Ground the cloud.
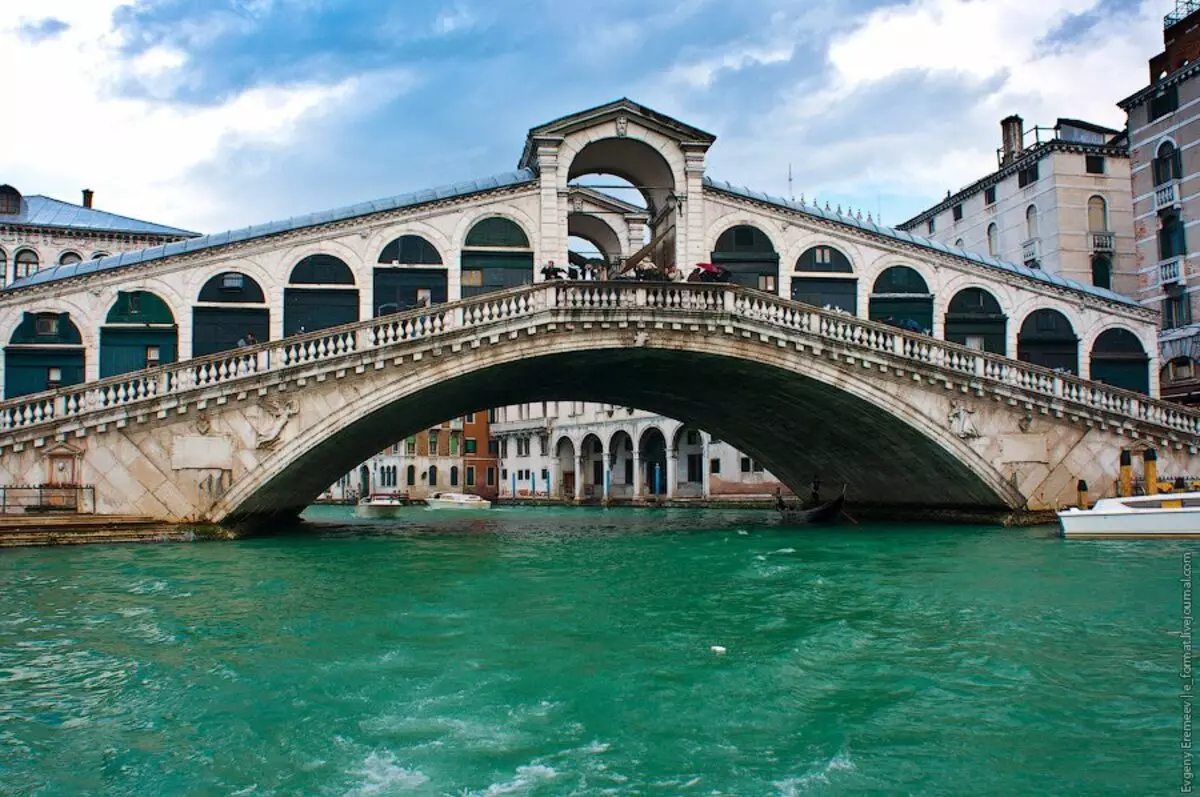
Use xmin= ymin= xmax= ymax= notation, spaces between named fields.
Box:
xmin=15 ymin=17 xmax=69 ymax=42
xmin=433 ymin=3 xmax=476 ymax=35
xmin=0 ymin=0 xmax=417 ymax=232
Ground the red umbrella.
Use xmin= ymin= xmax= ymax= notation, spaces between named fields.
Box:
xmin=693 ymin=262 xmax=719 ymax=273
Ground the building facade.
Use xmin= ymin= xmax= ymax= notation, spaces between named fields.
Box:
xmin=898 ymin=116 xmax=1135 ymax=298
xmin=327 ymin=413 xmax=498 ymax=502
xmin=1120 ymin=0 xmax=1200 ymax=403
xmin=489 ymin=402 xmax=788 ymax=502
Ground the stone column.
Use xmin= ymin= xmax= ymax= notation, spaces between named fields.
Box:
xmin=632 ymin=449 xmax=643 ymax=500
xmin=536 ymin=141 xmax=567 ymax=276
xmin=574 ymin=451 xmax=585 ymax=501
xmin=550 ymin=457 xmax=561 ymax=500
xmin=667 ymin=449 xmax=679 ymax=499
xmin=603 ymin=453 xmax=612 ymax=504
xmin=701 ymin=436 xmax=711 ymax=499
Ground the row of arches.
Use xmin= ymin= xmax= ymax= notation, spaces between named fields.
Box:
xmin=549 ymin=425 xmax=705 ymax=499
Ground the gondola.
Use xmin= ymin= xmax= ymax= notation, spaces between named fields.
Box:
xmin=779 ymin=490 xmax=846 ymax=525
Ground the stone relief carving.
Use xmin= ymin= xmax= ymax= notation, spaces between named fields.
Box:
xmin=948 ymin=401 xmax=980 ymax=439
xmin=1018 ymin=411 xmax=1033 ymax=433
xmin=615 ymin=116 xmax=628 ymax=137
xmin=252 ymin=398 xmax=300 ymax=450
xmin=194 ymin=412 xmax=212 ymax=436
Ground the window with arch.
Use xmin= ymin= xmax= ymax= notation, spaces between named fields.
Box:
xmin=795 ymin=245 xmax=852 ymax=273
xmin=1025 ymin=205 xmax=1038 ymax=241
xmin=428 ymin=465 xmax=438 ymax=486
xmin=465 ymin=217 xmax=530 ymax=248
xmin=58 ymin=251 xmax=82 ymax=266
xmin=986 ymin=223 xmax=998 ymax=257
xmin=14 ymin=249 xmax=39 ymax=280
xmin=1087 ymin=196 xmax=1108 ymax=232
xmin=406 ymin=465 xmax=416 ymax=486
xmin=1160 ymin=211 xmax=1187 ymax=259
xmin=289 ymin=254 xmax=355 ymax=285
xmin=450 ymin=466 xmax=459 ymax=487
xmin=91 ymin=252 xmax=110 ymax=260
xmin=0 ymin=185 xmax=20 ymax=215
xmin=378 ymin=234 xmax=443 ymax=265
xmin=1155 ymin=141 xmax=1183 ymax=185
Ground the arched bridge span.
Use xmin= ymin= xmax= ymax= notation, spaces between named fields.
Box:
xmin=1 ymin=283 xmax=1199 ymax=525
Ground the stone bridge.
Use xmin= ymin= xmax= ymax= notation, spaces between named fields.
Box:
xmin=1 ymin=282 xmax=1198 ymax=526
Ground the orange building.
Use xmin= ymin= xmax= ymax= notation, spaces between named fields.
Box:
xmin=463 ymin=411 xmax=499 ymax=499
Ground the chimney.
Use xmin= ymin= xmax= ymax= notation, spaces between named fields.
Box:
xmin=1000 ymin=115 xmax=1024 ymax=166
xmin=82 ymin=189 xmax=94 ymax=209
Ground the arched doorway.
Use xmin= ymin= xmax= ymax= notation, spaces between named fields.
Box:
xmin=100 ymin=291 xmax=178 ymax=377
xmin=374 ymin=235 xmax=446 ymax=315
xmin=5 ymin=312 xmax=85 ymax=398
xmin=944 ymin=288 xmax=1006 ymax=354
xmin=284 ymin=254 xmax=358 ymax=336
xmin=193 ymin=272 xmax=270 ymax=357
xmin=639 ymin=427 xmax=668 ymax=496
xmin=1090 ymin=328 xmax=1149 ymax=394
xmin=792 ymin=245 xmax=856 ymax=313
xmin=461 ymin=217 xmax=534 ymax=298
xmin=359 ymin=464 xmax=370 ymax=497
xmin=581 ymin=433 xmax=605 ymax=499
xmin=555 ymin=437 xmax=576 ymax=499
xmin=711 ymin=225 xmax=779 ymax=291
xmin=608 ymin=429 xmax=634 ymax=499
xmin=869 ymin=266 xmax=933 ymax=333
xmin=674 ymin=426 xmax=705 ymax=498
xmin=1018 ymin=309 xmax=1078 ymax=373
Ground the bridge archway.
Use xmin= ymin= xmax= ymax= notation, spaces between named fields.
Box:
xmin=374 ymin=234 xmax=446 ymax=316
xmin=284 ymin=254 xmax=358 ymax=337
xmin=100 ymin=291 xmax=178 ymax=377
xmin=4 ymin=312 xmax=85 ymax=398
xmin=567 ymin=214 xmax=622 ymax=269
xmin=944 ymin=288 xmax=1006 ymax=355
xmin=194 ymin=271 xmax=269 ymax=357
xmin=1090 ymin=327 xmax=1149 ymax=394
xmin=870 ymin=266 xmax=933 ymax=333
xmin=792 ymin=245 xmax=856 ymax=313
xmin=461 ymin=217 xmax=534 ymax=298
xmin=711 ymin=224 xmax=780 ymax=291
xmin=1018 ymin=309 xmax=1079 ymax=374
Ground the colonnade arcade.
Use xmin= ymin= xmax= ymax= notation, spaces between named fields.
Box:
xmin=530 ymin=424 xmax=709 ymax=501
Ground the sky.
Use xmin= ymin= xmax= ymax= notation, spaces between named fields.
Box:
xmin=0 ymin=0 xmax=1168 ymax=235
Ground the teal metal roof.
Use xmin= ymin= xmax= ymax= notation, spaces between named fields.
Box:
xmin=2 ymin=195 xmax=198 ymax=237
xmin=702 ymin=177 xmax=1141 ymax=308
xmin=6 ymin=170 xmax=537 ymax=291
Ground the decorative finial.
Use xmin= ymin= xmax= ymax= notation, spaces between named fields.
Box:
xmin=867 ymin=212 xmax=873 ymax=222
xmin=836 ymin=204 xmax=842 ymax=214
xmin=799 ymin=193 xmax=805 ymax=204
xmin=856 ymin=209 xmax=863 ymax=220
xmin=825 ymin=201 xmax=831 ymax=211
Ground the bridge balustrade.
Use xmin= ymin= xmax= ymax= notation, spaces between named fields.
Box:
xmin=1 ymin=282 xmax=1198 ymax=445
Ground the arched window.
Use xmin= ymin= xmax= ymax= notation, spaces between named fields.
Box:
xmin=0 ymin=185 xmax=21 ymax=215
xmin=465 ymin=217 xmax=530 ymax=248
xmin=1025 ymin=205 xmax=1038 ymax=240
xmin=1155 ymin=141 xmax=1182 ymax=185
xmin=987 ymin=223 xmax=998 ymax=257
xmin=289 ymin=254 xmax=355 ymax=285
xmin=450 ymin=466 xmax=459 ymax=487
xmin=1161 ymin=211 xmax=1186 ymax=259
xmin=378 ymin=234 xmax=443 ymax=265
xmin=1092 ymin=255 xmax=1112 ymax=290
xmin=406 ymin=465 xmax=416 ymax=486
xmin=1087 ymin=196 xmax=1108 ymax=232
xmin=428 ymin=465 xmax=438 ymax=486
xmin=198 ymin=271 xmax=266 ymax=303
xmin=58 ymin=251 xmax=82 ymax=266
xmin=91 ymin=252 xmax=110 ymax=260
xmin=795 ymin=246 xmax=852 ymax=273
xmin=14 ymin=249 xmax=39 ymax=280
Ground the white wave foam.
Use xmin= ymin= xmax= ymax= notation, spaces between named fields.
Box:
xmin=773 ymin=548 xmax=797 ymax=554
xmin=477 ymin=764 xmax=558 ymax=796
xmin=346 ymin=751 xmax=429 ymax=795
xmin=774 ymin=752 xmax=855 ymax=795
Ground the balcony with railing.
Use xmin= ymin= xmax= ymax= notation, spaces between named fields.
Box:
xmin=1160 ymin=257 xmax=1184 ymax=286
xmin=1155 ymin=182 xmax=1179 ymax=212
xmin=1090 ymin=231 xmax=1115 ymax=252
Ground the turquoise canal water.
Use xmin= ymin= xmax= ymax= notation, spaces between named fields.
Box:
xmin=0 ymin=506 xmax=1191 ymax=795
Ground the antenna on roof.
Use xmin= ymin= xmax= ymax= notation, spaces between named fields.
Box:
xmin=788 ymin=163 xmax=794 ymax=202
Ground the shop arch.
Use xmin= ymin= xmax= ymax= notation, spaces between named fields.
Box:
xmin=375 ymin=235 xmax=447 ymax=316
xmin=711 ymin=224 xmax=779 ymax=291
xmin=4 ymin=312 xmax=85 ymax=398
xmin=944 ymin=288 xmax=1006 ymax=355
xmin=869 ymin=266 xmax=933 ymax=334
xmin=284 ymin=254 xmax=359 ymax=337
xmin=1090 ymin=327 xmax=1149 ymax=394
xmin=100 ymin=290 xmax=178 ymax=377
xmin=461 ymin=217 xmax=534 ymax=298
xmin=193 ymin=271 xmax=270 ymax=357
xmin=792 ymin=245 xmax=856 ymax=313
xmin=1018 ymin=309 xmax=1078 ymax=374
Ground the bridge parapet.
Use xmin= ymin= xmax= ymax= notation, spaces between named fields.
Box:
xmin=1 ymin=282 xmax=1198 ymax=453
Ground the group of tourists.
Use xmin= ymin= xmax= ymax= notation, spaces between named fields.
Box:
xmin=539 ymin=260 xmax=734 ymax=285
xmin=540 ymin=261 xmax=607 ymax=281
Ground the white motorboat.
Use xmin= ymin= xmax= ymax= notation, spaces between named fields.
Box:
xmin=1058 ymin=491 xmax=1200 ymax=539
xmin=354 ymin=493 xmax=409 ymax=519
xmin=425 ymin=492 xmax=491 ymax=510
